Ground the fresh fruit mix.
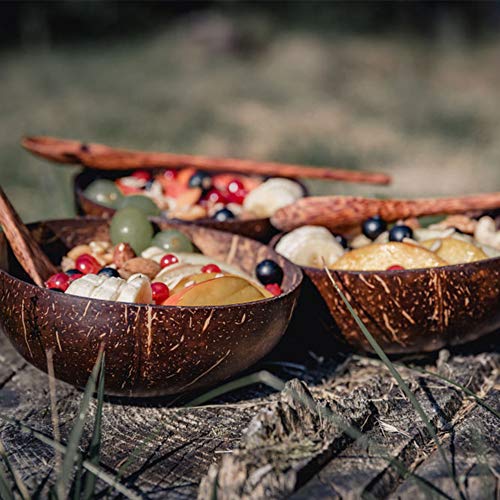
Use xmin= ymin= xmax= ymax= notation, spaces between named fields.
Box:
xmin=84 ymin=168 xmax=304 ymax=221
xmin=44 ymin=206 xmax=284 ymax=305
xmin=275 ymin=214 xmax=500 ymax=271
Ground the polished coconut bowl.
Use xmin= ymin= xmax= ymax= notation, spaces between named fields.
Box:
xmin=272 ymin=234 xmax=500 ymax=354
xmin=0 ymin=218 xmax=302 ymax=396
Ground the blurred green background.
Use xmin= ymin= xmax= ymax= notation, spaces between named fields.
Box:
xmin=1 ymin=1 xmax=499 ymax=222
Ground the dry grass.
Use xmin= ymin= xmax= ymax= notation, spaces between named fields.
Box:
xmin=1 ymin=13 xmax=499 ymax=221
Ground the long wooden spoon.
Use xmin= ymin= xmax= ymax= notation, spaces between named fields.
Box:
xmin=270 ymin=193 xmax=500 ymax=232
xmin=0 ymin=186 xmax=57 ymax=286
xmin=21 ymin=135 xmax=391 ymax=185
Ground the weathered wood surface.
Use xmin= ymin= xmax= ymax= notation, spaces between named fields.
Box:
xmin=0 ymin=329 xmax=498 ymax=499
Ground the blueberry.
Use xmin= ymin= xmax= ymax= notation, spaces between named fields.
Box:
xmin=213 ymin=208 xmax=235 ymax=222
xmin=389 ymin=224 xmax=413 ymax=242
xmin=362 ymin=216 xmax=387 ymax=240
xmin=144 ymin=179 xmax=154 ymax=191
xmin=333 ymin=234 xmax=348 ymax=249
xmin=188 ymin=171 xmax=212 ymax=191
xmin=66 ymin=269 xmax=82 ymax=276
xmin=98 ymin=267 xmax=120 ymax=278
xmin=256 ymin=259 xmax=284 ymax=286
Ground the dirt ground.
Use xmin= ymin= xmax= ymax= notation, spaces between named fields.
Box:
xmin=1 ymin=13 xmax=499 ymax=222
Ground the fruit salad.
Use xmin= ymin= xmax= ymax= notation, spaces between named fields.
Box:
xmin=275 ymin=214 xmax=500 ymax=271
xmin=44 ymin=211 xmax=285 ymax=306
xmin=83 ymin=168 xmax=304 ymax=222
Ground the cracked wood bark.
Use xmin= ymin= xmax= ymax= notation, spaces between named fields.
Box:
xmin=391 ymin=389 xmax=500 ymax=499
xmin=290 ymin=354 xmax=499 ymax=499
xmin=199 ymin=354 xmax=499 ymax=500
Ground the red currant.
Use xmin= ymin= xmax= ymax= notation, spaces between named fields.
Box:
xmin=45 ymin=273 xmax=70 ymax=292
xmin=386 ymin=265 xmax=405 ymax=271
xmin=201 ymin=263 xmax=221 ymax=274
xmin=151 ymin=282 xmax=170 ymax=304
xmin=265 ymin=283 xmax=282 ymax=296
xmin=131 ymin=170 xmax=151 ymax=182
xmin=75 ymin=254 xmax=101 ymax=275
xmin=163 ymin=169 xmax=178 ymax=180
xmin=160 ymin=253 xmax=179 ymax=268
xmin=227 ymin=179 xmax=244 ymax=194
xmin=226 ymin=189 xmax=247 ymax=205
xmin=203 ymin=189 xmax=226 ymax=205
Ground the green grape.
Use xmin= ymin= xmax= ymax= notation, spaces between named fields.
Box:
xmin=84 ymin=179 xmax=122 ymax=208
xmin=110 ymin=207 xmax=154 ymax=254
xmin=118 ymin=195 xmax=160 ymax=216
xmin=152 ymin=230 xmax=194 ymax=253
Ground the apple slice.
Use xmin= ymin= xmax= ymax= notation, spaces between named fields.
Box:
xmin=420 ymin=237 xmax=488 ymax=264
xmin=163 ymin=275 xmax=272 ymax=306
xmin=170 ymin=272 xmax=221 ymax=294
xmin=331 ymin=242 xmax=448 ymax=271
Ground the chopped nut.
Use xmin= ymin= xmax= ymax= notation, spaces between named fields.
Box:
xmin=61 ymin=256 xmax=75 ymax=272
xmin=433 ymin=215 xmax=477 ymax=235
xmin=119 ymin=257 xmax=161 ymax=280
xmin=113 ymin=242 xmax=136 ymax=267
xmin=89 ymin=240 xmax=111 ymax=255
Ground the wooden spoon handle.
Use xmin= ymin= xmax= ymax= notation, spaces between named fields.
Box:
xmin=0 ymin=186 xmax=58 ymax=286
xmin=271 ymin=193 xmax=500 ymax=232
xmin=22 ymin=135 xmax=391 ymax=185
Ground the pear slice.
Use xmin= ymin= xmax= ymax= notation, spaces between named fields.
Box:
xmin=420 ymin=237 xmax=488 ymax=264
xmin=331 ymin=242 xmax=448 ymax=271
xmin=164 ymin=275 xmax=272 ymax=306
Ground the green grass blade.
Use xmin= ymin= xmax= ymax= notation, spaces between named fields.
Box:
xmin=324 ymin=267 xmax=464 ymax=500
xmin=54 ymin=350 xmax=103 ymax=499
xmin=185 ymin=370 xmax=285 ymax=407
xmin=0 ymin=439 xmax=29 ymax=500
xmin=70 ymin=451 xmax=84 ymax=499
xmin=0 ymin=462 xmax=15 ymax=500
xmin=0 ymin=413 xmax=140 ymax=500
xmin=81 ymin=355 xmax=106 ymax=500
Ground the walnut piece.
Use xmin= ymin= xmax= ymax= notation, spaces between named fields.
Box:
xmin=118 ymin=257 xmax=161 ymax=280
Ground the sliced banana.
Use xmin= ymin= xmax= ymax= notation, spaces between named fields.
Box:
xmin=116 ymin=274 xmax=153 ymax=304
xmin=91 ymin=277 xmax=126 ymax=301
xmin=243 ymin=178 xmax=303 ymax=218
xmin=66 ymin=274 xmax=107 ymax=298
xmin=275 ymin=226 xmax=344 ymax=268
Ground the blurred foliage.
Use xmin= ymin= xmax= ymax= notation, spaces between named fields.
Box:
xmin=2 ymin=1 xmax=500 ymax=47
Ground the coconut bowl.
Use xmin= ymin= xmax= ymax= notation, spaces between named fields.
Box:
xmin=0 ymin=218 xmax=302 ymax=397
xmin=75 ymin=170 xmax=307 ymax=242
xmin=271 ymin=233 xmax=500 ymax=354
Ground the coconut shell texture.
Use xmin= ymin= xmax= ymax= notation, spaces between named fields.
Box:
xmin=74 ymin=170 xmax=285 ymax=242
xmin=0 ymin=218 xmax=302 ymax=397
xmin=271 ymin=233 xmax=500 ymax=353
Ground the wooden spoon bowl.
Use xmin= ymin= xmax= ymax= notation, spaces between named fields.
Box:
xmin=271 ymin=230 xmax=500 ymax=354
xmin=0 ymin=218 xmax=302 ymax=397
xmin=74 ymin=170 xmax=307 ymax=242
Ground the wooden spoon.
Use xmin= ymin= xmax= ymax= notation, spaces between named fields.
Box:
xmin=21 ymin=135 xmax=391 ymax=185
xmin=270 ymin=193 xmax=500 ymax=232
xmin=0 ymin=186 xmax=57 ymax=286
